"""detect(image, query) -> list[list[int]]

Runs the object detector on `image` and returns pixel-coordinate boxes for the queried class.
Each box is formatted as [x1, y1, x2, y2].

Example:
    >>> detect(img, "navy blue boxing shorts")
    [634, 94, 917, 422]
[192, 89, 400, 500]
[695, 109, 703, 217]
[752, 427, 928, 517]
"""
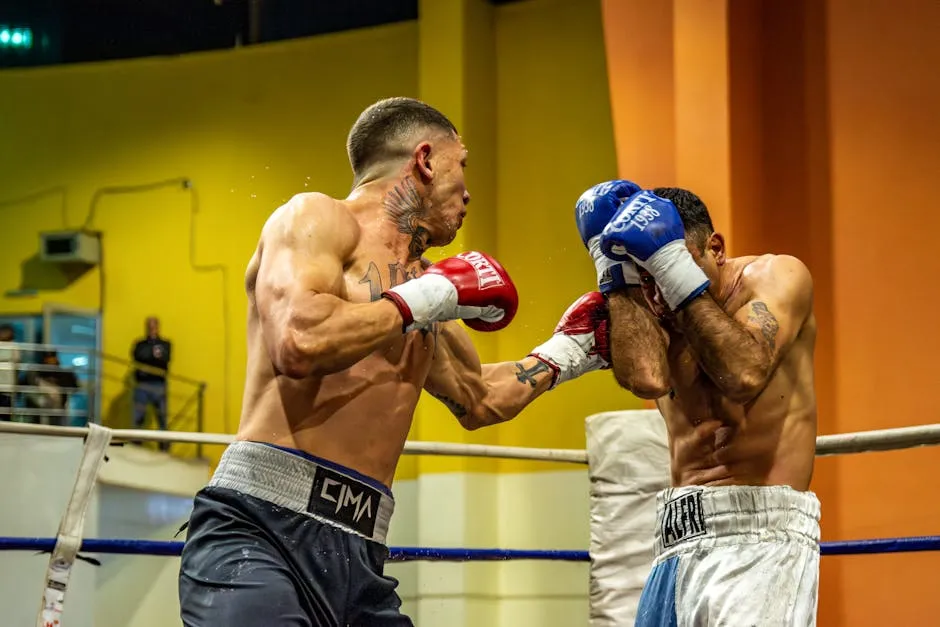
[178, 441, 411, 626]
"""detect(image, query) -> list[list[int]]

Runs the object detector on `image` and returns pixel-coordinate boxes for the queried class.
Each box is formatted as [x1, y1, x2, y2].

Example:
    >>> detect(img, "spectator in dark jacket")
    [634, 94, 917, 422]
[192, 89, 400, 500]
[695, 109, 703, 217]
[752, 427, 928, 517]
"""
[132, 316, 171, 451]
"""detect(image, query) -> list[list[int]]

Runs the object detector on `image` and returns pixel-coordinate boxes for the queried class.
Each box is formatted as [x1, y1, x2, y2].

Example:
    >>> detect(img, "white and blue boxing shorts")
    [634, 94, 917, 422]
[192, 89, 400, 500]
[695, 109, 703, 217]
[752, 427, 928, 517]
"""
[635, 485, 821, 627]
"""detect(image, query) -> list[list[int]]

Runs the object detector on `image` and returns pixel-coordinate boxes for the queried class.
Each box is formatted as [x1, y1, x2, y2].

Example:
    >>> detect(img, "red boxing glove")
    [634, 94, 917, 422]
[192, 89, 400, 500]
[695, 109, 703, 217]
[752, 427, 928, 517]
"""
[529, 292, 610, 388]
[383, 251, 519, 333]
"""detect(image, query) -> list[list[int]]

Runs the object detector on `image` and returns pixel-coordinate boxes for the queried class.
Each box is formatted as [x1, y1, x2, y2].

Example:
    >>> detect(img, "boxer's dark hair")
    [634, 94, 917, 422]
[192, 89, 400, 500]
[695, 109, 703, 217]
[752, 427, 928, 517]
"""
[347, 97, 458, 184]
[652, 187, 714, 249]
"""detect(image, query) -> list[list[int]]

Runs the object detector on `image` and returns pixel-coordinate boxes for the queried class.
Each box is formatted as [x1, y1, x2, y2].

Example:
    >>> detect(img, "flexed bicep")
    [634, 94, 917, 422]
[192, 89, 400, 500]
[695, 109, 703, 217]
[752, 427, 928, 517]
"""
[253, 197, 404, 379]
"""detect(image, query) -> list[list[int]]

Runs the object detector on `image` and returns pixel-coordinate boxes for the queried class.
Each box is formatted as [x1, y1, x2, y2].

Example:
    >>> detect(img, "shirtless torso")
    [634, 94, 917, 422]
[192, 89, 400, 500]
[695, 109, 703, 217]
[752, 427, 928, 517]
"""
[596, 183, 821, 625]
[234, 190, 566, 488]
[656, 255, 817, 491]
[237, 194, 438, 486]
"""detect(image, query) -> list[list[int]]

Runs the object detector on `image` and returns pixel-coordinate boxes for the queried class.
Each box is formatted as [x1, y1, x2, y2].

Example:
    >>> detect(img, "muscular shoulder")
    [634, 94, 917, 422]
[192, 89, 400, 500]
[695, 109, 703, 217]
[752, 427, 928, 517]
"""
[261, 193, 360, 260]
[742, 254, 812, 290]
[739, 254, 814, 315]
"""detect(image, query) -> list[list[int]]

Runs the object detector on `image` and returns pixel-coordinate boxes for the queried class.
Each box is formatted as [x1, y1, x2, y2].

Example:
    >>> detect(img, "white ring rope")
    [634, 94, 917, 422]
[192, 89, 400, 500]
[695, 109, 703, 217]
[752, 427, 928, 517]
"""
[0, 422, 589, 463]
[1, 421, 939, 463]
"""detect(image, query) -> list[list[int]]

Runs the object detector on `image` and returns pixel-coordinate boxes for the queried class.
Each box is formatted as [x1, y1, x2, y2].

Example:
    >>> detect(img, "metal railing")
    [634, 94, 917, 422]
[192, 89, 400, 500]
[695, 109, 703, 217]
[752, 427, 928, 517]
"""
[0, 341, 208, 458]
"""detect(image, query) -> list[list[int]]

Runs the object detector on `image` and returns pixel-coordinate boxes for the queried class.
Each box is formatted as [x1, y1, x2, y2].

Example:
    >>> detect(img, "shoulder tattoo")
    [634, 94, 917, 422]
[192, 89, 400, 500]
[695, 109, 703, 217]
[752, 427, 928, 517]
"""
[747, 301, 780, 349]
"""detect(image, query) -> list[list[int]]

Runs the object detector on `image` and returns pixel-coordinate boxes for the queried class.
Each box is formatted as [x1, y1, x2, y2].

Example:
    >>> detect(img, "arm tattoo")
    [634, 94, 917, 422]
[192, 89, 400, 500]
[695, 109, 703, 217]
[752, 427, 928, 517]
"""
[383, 176, 431, 260]
[676, 295, 774, 400]
[429, 390, 468, 418]
[747, 301, 779, 350]
[514, 361, 550, 388]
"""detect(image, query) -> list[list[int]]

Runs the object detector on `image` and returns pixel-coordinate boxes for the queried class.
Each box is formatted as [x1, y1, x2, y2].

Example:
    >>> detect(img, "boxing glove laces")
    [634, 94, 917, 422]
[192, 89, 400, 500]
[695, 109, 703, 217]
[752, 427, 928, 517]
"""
[574, 180, 644, 294]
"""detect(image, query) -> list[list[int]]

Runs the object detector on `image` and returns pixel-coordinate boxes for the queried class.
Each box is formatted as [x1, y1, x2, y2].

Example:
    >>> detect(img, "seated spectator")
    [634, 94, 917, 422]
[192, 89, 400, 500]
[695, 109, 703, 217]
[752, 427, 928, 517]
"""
[25, 350, 80, 426]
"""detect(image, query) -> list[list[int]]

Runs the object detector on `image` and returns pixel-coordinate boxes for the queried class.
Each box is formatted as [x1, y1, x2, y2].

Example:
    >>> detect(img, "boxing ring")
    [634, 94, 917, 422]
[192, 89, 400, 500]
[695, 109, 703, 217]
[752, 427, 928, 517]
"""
[2, 414, 940, 626]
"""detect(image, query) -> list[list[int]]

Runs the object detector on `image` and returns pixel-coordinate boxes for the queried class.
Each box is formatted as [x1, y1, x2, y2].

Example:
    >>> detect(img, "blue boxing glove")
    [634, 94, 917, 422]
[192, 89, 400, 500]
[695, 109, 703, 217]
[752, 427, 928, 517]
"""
[599, 190, 709, 311]
[574, 180, 643, 294]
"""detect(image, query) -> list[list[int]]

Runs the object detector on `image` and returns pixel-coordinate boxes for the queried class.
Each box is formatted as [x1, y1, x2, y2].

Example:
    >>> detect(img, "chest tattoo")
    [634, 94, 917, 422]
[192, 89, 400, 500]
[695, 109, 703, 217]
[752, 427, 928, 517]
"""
[358, 261, 420, 302]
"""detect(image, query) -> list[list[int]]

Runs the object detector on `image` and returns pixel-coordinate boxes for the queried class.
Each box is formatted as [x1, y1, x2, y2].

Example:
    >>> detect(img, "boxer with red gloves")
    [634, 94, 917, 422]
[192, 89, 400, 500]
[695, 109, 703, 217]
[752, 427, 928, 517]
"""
[180, 97, 608, 627]
[580, 182, 820, 627]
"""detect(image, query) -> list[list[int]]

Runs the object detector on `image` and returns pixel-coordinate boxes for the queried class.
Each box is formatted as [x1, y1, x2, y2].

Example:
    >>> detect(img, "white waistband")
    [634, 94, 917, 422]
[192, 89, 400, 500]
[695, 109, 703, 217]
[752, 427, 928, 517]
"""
[652, 485, 821, 558]
[208, 441, 395, 545]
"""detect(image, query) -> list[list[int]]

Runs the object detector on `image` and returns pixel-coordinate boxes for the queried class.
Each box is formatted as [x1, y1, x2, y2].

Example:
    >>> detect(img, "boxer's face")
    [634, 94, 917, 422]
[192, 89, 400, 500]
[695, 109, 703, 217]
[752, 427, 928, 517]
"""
[416, 134, 470, 246]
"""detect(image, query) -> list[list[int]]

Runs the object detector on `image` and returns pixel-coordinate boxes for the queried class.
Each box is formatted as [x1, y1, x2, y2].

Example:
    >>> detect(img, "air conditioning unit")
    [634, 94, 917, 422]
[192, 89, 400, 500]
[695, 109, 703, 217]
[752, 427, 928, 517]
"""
[39, 230, 101, 265]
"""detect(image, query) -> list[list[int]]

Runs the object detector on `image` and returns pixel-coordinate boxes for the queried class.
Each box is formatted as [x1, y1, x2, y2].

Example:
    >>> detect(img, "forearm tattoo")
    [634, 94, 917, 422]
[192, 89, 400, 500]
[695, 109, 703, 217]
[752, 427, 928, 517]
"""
[429, 391, 468, 418]
[514, 361, 550, 388]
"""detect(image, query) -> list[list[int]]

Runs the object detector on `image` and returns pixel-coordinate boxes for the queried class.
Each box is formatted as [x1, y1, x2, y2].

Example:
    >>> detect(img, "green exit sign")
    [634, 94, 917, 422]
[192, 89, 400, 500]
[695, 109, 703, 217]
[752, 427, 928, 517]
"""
[0, 27, 33, 50]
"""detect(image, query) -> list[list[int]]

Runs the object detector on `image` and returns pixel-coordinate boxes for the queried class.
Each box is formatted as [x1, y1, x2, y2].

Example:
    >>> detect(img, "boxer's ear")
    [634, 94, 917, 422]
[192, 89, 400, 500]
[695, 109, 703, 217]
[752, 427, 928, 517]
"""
[414, 142, 434, 184]
[707, 232, 727, 265]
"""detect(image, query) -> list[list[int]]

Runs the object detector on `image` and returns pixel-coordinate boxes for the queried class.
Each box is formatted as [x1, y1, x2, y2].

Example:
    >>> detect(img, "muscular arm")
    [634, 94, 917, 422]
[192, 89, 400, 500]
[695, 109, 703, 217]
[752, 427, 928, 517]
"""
[423, 322, 553, 430]
[255, 197, 404, 379]
[607, 288, 670, 399]
[674, 255, 813, 403]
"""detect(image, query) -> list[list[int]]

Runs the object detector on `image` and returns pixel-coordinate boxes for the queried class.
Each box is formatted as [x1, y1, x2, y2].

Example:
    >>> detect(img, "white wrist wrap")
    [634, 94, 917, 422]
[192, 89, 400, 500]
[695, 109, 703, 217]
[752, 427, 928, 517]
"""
[589, 236, 615, 285]
[530, 333, 606, 389]
[386, 274, 458, 331]
[642, 241, 709, 311]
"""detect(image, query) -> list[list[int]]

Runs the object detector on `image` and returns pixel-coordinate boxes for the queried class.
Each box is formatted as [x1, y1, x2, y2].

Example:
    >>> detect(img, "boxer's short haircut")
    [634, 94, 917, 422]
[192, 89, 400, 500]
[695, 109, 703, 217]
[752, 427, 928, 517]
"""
[653, 187, 715, 249]
[347, 97, 458, 182]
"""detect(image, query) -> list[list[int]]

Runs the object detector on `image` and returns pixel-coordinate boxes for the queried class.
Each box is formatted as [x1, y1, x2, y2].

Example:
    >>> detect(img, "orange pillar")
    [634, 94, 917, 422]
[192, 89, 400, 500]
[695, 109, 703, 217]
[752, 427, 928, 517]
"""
[826, 0, 940, 624]
[600, 0, 676, 187]
[672, 0, 734, 247]
[602, 0, 842, 622]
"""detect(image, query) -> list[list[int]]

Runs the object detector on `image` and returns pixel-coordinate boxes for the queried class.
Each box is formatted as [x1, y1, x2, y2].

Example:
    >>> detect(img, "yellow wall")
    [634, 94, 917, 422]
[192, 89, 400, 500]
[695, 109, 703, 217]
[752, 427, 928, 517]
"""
[0, 23, 419, 463]
[0, 5, 628, 625]
[493, 0, 641, 473]
[0, 0, 632, 477]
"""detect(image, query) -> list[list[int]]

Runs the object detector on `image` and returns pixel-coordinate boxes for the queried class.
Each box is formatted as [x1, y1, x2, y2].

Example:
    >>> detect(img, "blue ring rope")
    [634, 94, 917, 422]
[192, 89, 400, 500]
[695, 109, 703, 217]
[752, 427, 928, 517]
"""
[0, 536, 938, 560]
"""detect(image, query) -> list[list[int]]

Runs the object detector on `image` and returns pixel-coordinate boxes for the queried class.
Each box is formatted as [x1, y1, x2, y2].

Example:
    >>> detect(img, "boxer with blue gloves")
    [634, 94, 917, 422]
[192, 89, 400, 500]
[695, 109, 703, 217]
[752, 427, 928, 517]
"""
[575, 179, 644, 294]
[580, 184, 821, 626]
[599, 189, 711, 312]
[574, 181, 670, 399]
